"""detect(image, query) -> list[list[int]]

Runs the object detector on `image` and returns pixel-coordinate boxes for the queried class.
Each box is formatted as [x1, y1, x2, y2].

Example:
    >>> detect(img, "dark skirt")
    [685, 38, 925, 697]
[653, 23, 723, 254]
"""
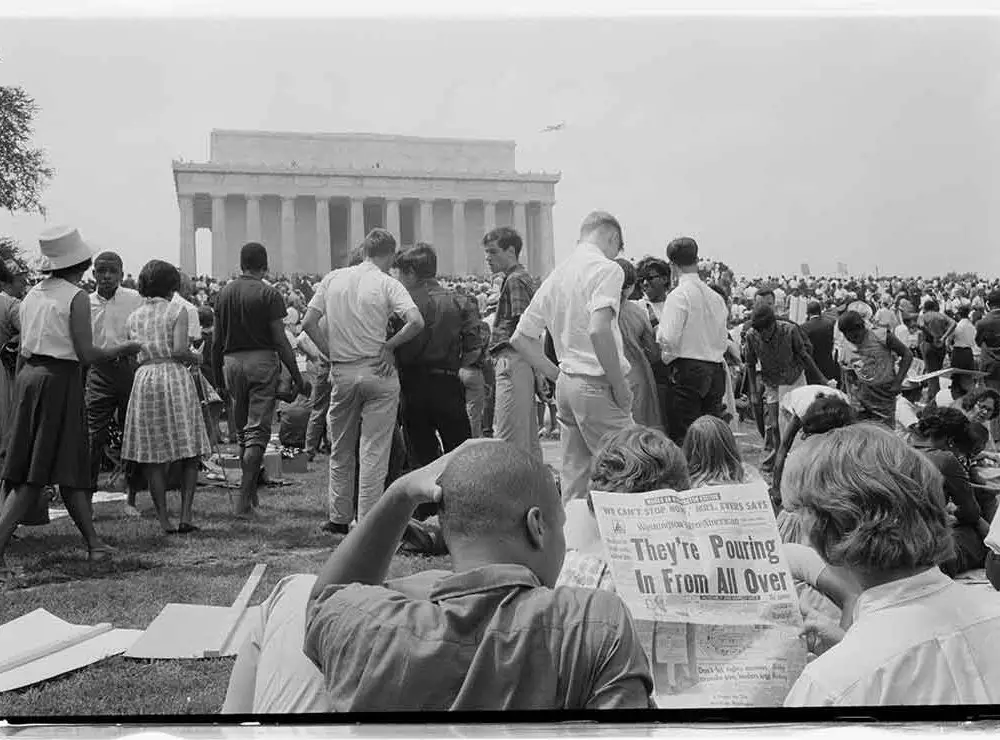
[2, 356, 91, 489]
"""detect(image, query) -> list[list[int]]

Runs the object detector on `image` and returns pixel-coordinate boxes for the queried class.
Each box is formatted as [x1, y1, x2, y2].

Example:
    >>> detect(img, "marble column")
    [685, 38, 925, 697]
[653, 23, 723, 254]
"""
[281, 196, 296, 276]
[451, 199, 467, 277]
[211, 195, 227, 277]
[483, 200, 497, 233]
[350, 197, 365, 249]
[419, 199, 435, 243]
[316, 196, 331, 274]
[539, 201, 555, 276]
[178, 194, 196, 275]
[246, 195, 262, 243]
[513, 200, 529, 273]
[385, 198, 401, 242]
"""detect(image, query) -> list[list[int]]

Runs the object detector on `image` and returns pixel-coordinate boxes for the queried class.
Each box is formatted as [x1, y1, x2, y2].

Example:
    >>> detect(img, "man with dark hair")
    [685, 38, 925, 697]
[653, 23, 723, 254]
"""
[802, 300, 839, 385]
[393, 243, 482, 476]
[483, 226, 543, 460]
[213, 242, 307, 518]
[744, 304, 833, 472]
[655, 236, 729, 445]
[976, 290, 1000, 441]
[917, 298, 955, 403]
[511, 211, 633, 504]
[838, 309, 912, 428]
[87, 251, 143, 497]
[304, 440, 654, 711]
[302, 229, 424, 535]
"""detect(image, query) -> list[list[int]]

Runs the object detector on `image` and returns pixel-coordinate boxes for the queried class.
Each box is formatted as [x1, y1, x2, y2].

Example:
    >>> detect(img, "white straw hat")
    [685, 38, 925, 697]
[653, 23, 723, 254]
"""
[38, 226, 94, 272]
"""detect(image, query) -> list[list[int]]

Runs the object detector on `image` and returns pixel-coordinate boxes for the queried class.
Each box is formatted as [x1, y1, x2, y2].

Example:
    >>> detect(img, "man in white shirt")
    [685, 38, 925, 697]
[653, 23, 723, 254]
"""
[656, 237, 729, 445]
[87, 251, 143, 493]
[511, 211, 633, 504]
[302, 228, 424, 534]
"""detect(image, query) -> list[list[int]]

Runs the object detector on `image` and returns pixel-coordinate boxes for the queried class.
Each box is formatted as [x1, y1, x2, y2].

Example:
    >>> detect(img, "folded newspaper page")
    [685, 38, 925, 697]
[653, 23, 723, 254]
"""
[590, 482, 807, 708]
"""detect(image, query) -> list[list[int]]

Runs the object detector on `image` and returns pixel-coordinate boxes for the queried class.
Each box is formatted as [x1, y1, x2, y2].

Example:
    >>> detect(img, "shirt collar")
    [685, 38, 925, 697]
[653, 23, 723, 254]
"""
[576, 241, 606, 260]
[678, 272, 701, 283]
[94, 288, 119, 303]
[853, 567, 952, 621]
[503, 262, 525, 277]
[428, 564, 542, 602]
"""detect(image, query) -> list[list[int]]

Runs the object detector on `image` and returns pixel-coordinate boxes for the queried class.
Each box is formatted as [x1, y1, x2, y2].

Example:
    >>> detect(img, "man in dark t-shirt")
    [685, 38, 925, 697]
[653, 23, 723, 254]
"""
[212, 242, 307, 518]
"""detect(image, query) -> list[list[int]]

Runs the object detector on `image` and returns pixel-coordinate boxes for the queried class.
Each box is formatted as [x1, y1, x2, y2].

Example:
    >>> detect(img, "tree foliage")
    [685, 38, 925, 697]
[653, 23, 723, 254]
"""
[0, 85, 53, 215]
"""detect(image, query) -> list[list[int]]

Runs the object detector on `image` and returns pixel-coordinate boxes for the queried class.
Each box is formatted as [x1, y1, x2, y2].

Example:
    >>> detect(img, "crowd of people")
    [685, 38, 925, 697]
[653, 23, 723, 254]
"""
[2, 213, 1000, 710]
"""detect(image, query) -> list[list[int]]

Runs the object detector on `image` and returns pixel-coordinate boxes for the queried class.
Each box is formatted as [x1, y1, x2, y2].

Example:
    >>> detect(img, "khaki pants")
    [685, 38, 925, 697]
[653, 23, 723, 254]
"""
[492, 349, 542, 460]
[556, 372, 634, 505]
[326, 358, 400, 525]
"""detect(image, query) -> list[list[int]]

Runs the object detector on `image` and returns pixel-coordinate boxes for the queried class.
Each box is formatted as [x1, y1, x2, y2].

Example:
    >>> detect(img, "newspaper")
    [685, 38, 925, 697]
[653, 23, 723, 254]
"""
[591, 482, 807, 708]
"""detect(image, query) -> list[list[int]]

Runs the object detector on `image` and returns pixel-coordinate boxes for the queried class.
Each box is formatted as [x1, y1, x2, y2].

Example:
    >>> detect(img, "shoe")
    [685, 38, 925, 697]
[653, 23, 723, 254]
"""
[320, 521, 350, 535]
[177, 523, 200, 534]
[88, 544, 117, 562]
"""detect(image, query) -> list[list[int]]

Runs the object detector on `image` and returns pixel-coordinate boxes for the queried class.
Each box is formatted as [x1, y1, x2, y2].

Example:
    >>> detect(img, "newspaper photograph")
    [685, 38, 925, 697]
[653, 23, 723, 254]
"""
[590, 482, 808, 707]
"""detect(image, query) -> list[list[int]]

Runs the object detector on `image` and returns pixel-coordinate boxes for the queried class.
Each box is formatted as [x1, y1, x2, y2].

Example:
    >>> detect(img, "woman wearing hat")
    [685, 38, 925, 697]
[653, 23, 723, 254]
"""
[0, 227, 141, 582]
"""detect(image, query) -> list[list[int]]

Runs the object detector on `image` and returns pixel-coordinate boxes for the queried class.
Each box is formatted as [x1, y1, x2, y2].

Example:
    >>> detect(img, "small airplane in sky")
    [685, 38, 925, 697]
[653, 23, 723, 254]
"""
[540, 121, 566, 133]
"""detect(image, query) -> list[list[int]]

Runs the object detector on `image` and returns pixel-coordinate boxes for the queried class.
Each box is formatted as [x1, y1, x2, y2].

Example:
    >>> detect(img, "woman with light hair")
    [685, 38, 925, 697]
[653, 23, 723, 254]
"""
[782, 424, 1000, 706]
[682, 415, 762, 488]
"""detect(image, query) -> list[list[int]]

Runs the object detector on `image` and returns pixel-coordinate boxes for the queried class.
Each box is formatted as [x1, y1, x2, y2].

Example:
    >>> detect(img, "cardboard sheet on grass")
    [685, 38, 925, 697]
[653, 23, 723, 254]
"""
[591, 482, 807, 708]
[0, 609, 142, 692]
[125, 564, 267, 660]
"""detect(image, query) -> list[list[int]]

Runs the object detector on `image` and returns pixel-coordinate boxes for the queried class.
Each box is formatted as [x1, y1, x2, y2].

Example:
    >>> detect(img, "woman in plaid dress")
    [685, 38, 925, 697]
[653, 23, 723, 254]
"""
[122, 260, 210, 534]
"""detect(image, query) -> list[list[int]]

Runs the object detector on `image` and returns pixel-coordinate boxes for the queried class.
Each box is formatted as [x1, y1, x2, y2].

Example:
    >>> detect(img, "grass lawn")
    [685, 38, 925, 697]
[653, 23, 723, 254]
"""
[0, 423, 765, 718]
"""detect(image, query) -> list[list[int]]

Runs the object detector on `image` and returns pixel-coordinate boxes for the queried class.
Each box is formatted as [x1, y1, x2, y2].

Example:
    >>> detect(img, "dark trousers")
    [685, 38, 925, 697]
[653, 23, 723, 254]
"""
[665, 359, 727, 446]
[986, 551, 1000, 591]
[400, 369, 471, 468]
[950, 346, 976, 398]
[482, 356, 496, 437]
[922, 343, 946, 401]
[86, 359, 135, 489]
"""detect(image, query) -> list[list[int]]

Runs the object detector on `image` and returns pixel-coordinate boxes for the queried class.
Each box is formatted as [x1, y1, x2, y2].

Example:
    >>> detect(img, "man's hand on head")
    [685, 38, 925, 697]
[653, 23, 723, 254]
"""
[388, 439, 502, 509]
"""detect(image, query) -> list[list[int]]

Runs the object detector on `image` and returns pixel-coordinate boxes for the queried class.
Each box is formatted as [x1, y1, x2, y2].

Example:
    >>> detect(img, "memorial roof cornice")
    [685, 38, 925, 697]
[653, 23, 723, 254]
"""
[172, 161, 561, 183]
[210, 129, 518, 147]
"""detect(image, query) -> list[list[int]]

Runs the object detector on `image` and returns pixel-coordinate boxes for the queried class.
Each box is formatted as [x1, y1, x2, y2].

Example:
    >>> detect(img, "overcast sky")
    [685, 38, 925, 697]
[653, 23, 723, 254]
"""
[2, 14, 1000, 278]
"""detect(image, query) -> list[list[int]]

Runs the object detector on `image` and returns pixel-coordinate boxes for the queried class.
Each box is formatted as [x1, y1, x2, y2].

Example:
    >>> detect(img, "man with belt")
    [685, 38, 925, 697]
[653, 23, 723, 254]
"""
[302, 228, 424, 535]
[213, 242, 306, 519]
[511, 211, 634, 505]
[484, 226, 545, 460]
[393, 243, 482, 469]
[87, 251, 143, 498]
[656, 236, 730, 446]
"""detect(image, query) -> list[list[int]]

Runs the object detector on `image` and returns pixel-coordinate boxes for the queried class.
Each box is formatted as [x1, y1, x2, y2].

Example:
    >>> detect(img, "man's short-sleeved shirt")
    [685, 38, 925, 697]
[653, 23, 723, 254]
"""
[513, 242, 630, 378]
[304, 564, 654, 711]
[308, 262, 418, 363]
[214, 275, 287, 354]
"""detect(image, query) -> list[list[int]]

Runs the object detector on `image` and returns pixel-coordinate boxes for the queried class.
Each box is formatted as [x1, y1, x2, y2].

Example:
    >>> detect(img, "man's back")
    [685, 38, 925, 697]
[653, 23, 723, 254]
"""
[215, 275, 285, 354]
[312, 262, 416, 363]
[803, 315, 837, 379]
[304, 564, 653, 711]
[396, 280, 473, 371]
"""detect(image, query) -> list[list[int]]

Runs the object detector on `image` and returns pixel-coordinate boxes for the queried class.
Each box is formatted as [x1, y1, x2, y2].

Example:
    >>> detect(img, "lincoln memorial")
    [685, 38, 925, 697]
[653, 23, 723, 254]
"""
[172, 130, 560, 278]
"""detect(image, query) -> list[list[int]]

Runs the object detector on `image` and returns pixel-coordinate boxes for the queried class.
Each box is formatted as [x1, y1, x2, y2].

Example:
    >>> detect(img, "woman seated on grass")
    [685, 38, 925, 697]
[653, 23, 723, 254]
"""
[682, 415, 763, 488]
[909, 406, 993, 577]
[782, 424, 1000, 706]
[955, 387, 1000, 453]
[557, 425, 857, 630]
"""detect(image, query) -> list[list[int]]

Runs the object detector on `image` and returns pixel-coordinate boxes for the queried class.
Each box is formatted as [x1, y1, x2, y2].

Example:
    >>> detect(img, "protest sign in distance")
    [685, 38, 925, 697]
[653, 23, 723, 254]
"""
[590, 482, 807, 708]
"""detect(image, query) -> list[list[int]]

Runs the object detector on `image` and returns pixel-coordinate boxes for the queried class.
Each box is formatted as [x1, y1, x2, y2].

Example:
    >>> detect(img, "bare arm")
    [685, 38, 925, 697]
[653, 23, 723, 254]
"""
[171, 309, 199, 364]
[510, 334, 560, 382]
[886, 331, 913, 388]
[301, 307, 330, 359]
[69, 291, 139, 365]
[590, 306, 629, 406]
[269, 319, 304, 388]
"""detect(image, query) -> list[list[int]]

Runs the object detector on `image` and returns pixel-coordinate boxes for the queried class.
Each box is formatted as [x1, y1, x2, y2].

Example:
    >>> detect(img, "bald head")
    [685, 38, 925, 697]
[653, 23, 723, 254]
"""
[438, 441, 560, 544]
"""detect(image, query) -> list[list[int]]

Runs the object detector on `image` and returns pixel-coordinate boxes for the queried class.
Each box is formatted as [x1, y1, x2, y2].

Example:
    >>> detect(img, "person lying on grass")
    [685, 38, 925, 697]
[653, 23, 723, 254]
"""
[303, 439, 655, 712]
[221, 573, 331, 714]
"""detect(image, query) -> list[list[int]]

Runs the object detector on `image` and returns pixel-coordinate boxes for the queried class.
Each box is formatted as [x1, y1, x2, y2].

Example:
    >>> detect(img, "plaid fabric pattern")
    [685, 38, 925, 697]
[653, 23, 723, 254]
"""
[121, 298, 211, 464]
[489, 264, 536, 353]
